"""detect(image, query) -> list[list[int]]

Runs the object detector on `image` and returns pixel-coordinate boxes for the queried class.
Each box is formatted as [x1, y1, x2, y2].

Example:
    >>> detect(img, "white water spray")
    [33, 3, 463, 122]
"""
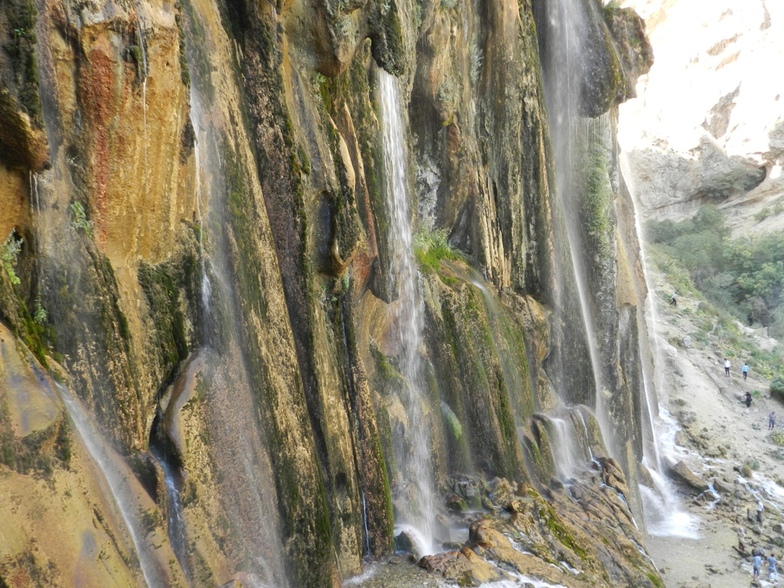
[378, 69, 436, 554]
[548, 415, 582, 478]
[639, 407, 700, 538]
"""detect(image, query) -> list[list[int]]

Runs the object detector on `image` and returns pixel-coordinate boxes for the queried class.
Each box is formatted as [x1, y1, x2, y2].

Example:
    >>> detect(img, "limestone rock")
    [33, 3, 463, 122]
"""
[0, 90, 48, 170]
[418, 546, 507, 585]
[669, 460, 710, 492]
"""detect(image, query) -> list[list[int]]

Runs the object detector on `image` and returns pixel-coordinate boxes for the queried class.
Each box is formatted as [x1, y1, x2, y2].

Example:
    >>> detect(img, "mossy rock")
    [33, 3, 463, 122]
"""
[368, 0, 407, 76]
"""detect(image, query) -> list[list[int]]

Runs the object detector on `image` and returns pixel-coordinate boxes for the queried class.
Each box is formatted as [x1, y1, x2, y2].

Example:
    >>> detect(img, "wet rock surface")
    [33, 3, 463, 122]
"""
[352, 470, 663, 587]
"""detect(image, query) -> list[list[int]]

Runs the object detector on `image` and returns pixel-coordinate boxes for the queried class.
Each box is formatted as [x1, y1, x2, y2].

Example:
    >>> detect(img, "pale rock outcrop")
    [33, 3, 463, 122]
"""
[620, 0, 784, 232]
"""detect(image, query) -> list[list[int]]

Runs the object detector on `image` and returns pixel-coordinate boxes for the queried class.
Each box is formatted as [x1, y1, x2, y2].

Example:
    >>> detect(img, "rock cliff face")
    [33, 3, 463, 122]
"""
[619, 0, 784, 234]
[0, 0, 658, 586]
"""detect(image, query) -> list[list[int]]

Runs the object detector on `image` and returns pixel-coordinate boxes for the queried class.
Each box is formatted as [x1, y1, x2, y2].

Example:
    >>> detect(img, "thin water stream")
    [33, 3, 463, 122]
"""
[151, 446, 189, 577]
[538, 0, 614, 457]
[619, 145, 698, 537]
[180, 1, 290, 582]
[378, 69, 436, 555]
[134, 7, 149, 193]
[57, 385, 164, 586]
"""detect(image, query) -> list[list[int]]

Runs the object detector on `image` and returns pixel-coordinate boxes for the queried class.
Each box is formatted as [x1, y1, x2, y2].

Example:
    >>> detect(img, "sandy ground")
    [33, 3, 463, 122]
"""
[643, 274, 784, 588]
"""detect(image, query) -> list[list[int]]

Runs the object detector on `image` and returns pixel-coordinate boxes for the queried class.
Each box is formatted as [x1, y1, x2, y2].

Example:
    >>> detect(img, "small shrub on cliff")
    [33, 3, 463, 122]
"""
[2, 230, 23, 286]
[69, 201, 92, 235]
[33, 297, 46, 325]
[770, 377, 784, 404]
[414, 228, 462, 272]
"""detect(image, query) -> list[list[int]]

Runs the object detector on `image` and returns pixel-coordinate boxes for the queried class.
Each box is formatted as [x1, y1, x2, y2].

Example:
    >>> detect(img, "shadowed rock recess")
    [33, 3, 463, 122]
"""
[0, 0, 657, 586]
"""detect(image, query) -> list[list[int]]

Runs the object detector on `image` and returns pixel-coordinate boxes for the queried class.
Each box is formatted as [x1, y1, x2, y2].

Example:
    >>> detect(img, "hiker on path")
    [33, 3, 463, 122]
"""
[769, 553, 779, 583]
[724, 358, 731, 377]
[670, 291, 677, 306]
[754, 553, 763, 579]
[737, 526, 746, 552]
[742, 362, 750, 380]
[770, 411, 777, 430]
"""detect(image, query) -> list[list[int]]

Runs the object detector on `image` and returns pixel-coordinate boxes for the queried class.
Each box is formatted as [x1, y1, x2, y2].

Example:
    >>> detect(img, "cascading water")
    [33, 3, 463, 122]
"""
[151, 447, 189, 576]
[637, 409, 699, 538]
[193, 143, 212, 317]
[620, 152, 699, 538]
[547, 415, 583, 478]
[469, 278, 527, 419]
[57, 384, 165, 586]
[537, 0, 615, 458]
[178, 2, 290, 583]
[378, 69, 436, 555]
[27, 12, 174, 582]
[29, 171, 41, 216]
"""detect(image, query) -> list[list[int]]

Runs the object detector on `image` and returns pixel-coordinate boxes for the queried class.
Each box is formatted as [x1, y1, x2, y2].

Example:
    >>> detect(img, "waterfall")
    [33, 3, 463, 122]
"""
[29, 171, 41, 216]
[547, 416, 582, 478]
[538, 0, 614, 455]
[378, 69, 436, 555]
[151, 447, 189, 578]
[57, 385, 164, 586]
[620, 154, 699, 537]
[180, 2, 290, 583]
[193, 142, 212, 318]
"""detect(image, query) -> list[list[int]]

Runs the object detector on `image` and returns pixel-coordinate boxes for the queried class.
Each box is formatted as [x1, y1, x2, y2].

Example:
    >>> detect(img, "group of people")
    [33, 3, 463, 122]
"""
[752, 550, 779, 583]
[739, 524, 779, 582]
[724, 358, 750, 380]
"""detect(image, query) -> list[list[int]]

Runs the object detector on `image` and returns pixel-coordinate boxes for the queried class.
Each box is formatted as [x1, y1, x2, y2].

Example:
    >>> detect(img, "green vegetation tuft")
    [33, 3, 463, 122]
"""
[2, 230, 23, 286]
[414, 228, 463, 272]
[771, 377, 784, 404]
[4, 0, 42, 125]
[581, 135, 614, 256]
[69, 201, 92, 235]
[646, 571, 665, 588]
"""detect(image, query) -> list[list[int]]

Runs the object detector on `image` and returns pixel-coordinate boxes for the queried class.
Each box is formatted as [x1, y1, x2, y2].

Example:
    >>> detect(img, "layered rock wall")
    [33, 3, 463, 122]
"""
[0, 0, 659, 585]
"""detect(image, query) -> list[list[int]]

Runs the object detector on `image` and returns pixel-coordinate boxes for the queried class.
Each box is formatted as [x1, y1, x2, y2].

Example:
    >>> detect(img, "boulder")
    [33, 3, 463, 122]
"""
[669, 461, 709, 492]
[418, 547, 508, 585]
[446, 493, 468, 514]
[394, 530, 416, 555]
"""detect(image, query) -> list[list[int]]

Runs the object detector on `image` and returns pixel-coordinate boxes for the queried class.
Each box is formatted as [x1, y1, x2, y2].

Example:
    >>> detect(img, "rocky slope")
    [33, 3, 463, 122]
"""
[0, 0, 662, 586]
[638, 266, 784, 588]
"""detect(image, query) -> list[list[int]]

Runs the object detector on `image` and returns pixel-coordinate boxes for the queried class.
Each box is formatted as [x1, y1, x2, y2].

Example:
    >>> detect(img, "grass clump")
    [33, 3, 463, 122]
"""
[414, 228, 462, 272]
[69, 201, 92, 235]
